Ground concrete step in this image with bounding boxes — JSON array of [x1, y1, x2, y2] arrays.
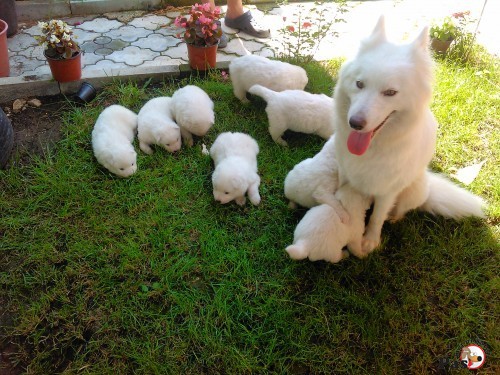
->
[[15, 0, 256, 22]]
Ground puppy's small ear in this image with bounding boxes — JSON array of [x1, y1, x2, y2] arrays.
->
[[359, 15, 386, 52]]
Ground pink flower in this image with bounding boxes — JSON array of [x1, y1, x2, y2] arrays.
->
[[199, 15, 210, 25], [200, 2, 212, 12], [282, 16, 287, 22]]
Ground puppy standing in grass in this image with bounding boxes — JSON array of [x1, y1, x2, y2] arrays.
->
[[248, 84, 335, 146], [137, 97, 181, 154], [92, 104, 138, 178], [171, 85, 214, 147], [209, 132, 261, 206], [286, 185, 371, 263], [229, 55, 308, 103]]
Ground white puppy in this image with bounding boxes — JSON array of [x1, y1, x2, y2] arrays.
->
[[171, 85, 214, 147], [209, 132, 261, 206], [284, 136, 348, 223], [137, 97, 181, 154], [92, 104, 138, 178], [285, 184, 371, 263], [248, 84, 335, 146], [229, 55, 308, 103]]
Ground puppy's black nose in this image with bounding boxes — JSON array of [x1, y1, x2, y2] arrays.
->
[[349, 115, 366, 130]]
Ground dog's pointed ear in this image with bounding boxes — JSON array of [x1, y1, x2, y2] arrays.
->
[[359, 15, 387, 52], [412, 25, 430, 52]]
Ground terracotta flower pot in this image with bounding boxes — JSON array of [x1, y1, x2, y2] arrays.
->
[[430, 38, 453, 54], [45, 50, 82, 82], [0, 19, 9, 77], [186, 43, 218, 71]]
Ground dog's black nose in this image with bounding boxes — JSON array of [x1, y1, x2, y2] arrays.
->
[[349, 115, 366, 130]]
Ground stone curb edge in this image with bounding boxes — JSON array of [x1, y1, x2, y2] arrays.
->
[[0, 61, 230, 102], [15, 0, 272, 22]]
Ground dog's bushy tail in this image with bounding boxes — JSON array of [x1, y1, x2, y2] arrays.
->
[[248, 84, 276, 102], [420, 172, 486, 219]]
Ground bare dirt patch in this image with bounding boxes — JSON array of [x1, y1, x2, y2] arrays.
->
[[1, 95, 69, 167]]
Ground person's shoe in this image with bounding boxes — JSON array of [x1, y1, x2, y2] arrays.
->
[[224, 11, 270, 39], [216, 21, 228, 48], [218, 32, 228, 48]]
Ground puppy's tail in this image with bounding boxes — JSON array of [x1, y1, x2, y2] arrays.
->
[[248, 84, 276, 102], [285, 240, 309, 260], [419, 171, 486, 219]]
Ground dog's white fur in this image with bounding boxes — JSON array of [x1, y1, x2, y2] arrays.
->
[[332, 16, 485, 256], [284, 136, 348, 223], [229, 55, 308, 103], [209, 132, 261, 206], [171, 85, 214, 147], [286, 184, 371, 263], [137, 97, 181, 154], [92, 104, 138, 178], [248, 84, 335, 146]]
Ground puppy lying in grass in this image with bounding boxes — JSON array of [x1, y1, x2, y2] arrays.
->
[[229, 55, 308, 103], [248, 84, 335, 146], [209, 132, 261, 206], [92, 104, 138, 178], [284, 136, 349, 223], [171, 85, 214, 147], [137, 97, 181, 154], [286, 184, 371, 263]]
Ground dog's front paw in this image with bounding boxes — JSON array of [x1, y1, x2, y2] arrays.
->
[[249, 195, 261, 206], [337, 208, 350, 225], [235, 196, 246, 206], [361, 233, 380, 254]]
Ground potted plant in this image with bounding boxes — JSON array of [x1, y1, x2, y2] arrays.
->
[[174, 3, 222, 70], [35, 19, 82, 82], [429, 16, 457, 54]]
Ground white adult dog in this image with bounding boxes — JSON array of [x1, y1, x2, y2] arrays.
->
[[229, 55, 308, 103], [171, 85, 214, 147], [92, 104, 138, 177], [284, 136, 348, 223], [137, 97, 181, 154], [286, 185, 371, 263], [209, 132, 261, 206], [248, 84, 335, 146], [332, 16, 485, 256]]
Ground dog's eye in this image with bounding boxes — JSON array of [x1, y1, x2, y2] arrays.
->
[[356, 80, 364, 89], [383, 89, 398, 96], [166, 144, 170, 146], [224, 191, 230, 195], [120, 168, 125, 171], [131, 163, 134, 166]]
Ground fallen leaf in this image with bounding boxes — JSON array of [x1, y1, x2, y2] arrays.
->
[[451, 160, 486, 185], [201, 144, 209, 156]]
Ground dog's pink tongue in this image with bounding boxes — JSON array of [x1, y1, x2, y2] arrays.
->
[[347, 131, 373, 156]]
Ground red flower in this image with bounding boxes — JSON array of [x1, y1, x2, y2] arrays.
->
[[302, 22, 312, 29], [287, 25, 295, 32]]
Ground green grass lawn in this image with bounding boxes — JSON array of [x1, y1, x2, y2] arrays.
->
[[0, 58, 498, 374]]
